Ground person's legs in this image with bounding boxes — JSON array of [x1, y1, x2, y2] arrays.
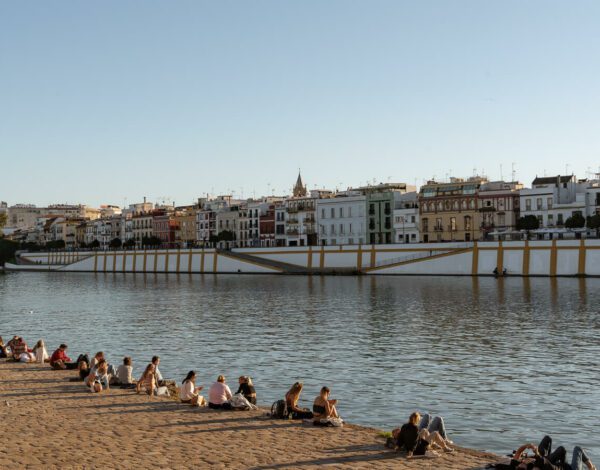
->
[[570, 446, 594, 470], [418, 413, 432, 431], [64, 362, 78, 370], [548, 445, 567, 465], [427, 431, 453, 451], [330, 405, 339, 419], [428, 416, 448, 440], [538, 435, 552, 458]]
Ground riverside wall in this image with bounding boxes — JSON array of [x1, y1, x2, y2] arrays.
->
[[6, 240, 600, 276]]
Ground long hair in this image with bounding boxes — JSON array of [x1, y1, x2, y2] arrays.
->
[[183, 370, 196, 384], [287, 382, 303, 404], [409, 412, 421, 426], [141, 363, 154, 379]]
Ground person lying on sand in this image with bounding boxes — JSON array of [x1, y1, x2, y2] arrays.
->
[[285, 382, 313, 420], [10, 336, 29, 361], [208, 375, 233, 410], [489, 435, 596, 470], [392, 412, 453, 457], [179, 371, 206, 406]]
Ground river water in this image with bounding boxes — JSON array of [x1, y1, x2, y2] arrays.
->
[[1, 272, 598, 456]]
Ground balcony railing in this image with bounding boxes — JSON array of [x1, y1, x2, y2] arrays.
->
[[286, 229, 299, 235]]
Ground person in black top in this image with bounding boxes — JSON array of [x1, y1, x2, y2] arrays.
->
[[394, 412, 453, 457], [236, 376, 256, 405]]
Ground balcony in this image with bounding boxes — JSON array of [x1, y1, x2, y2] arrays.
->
[[434, 226, 443, 232], [287, 207, 298, 213], [447, 225, 457, 232], [286, 229, 299, 235], [304, 214, 315, 222], [287, 217, 299, 224]]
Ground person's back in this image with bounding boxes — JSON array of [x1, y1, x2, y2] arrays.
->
[[209, 381, 231, 405], [396, 422, 426, 455], [116, 364, 133, 384]]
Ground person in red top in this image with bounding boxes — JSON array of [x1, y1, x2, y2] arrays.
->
[[50, 344, 78, 370]]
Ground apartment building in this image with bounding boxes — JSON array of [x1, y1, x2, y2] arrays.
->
[[316, 191, 366, 246]]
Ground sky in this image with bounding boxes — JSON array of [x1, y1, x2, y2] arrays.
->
[[1, 1, 600, 208]]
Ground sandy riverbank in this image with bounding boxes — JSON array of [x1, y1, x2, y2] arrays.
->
[[0, 361, 501, 469]]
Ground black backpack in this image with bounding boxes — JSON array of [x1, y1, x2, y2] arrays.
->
[[270, 400, 288, 419]]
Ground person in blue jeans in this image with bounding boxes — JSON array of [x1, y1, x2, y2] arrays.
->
[[549, 444, 596, 470], [417, 413, 452, 443]]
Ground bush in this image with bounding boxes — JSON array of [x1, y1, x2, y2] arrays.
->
[[0, 239, 19, 265]]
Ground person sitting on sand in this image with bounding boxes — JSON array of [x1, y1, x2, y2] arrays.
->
[[18, 350, 36, 362], [208, 375, 233, 410], [136, 363, 157, 396], [10, 336, 29, 360], [88, 361, 110, 393], [285, 382, 313, 419], [179, 371, 206, 406], [393, 412, 453, 457], [0, 336, 8, 358], [32, 340, 49, 364], [50, 344, 78, 370], [236, 376, 256, 405], [114, 357, 135, 388], [151, 356, 170, 387], [493, 436, 597, 470], [313, 386, 340, 422]]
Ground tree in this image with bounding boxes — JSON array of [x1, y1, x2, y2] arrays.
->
[[46, 240, 65, 250], [587, 214, 600, 238], [142, 236, 162, 248], [217, 230, 235, 242], [516, 215, 540, 239], [208, 234, 219, 245], [123, 239, 136, 249], [0, 212, 7, 232], [565, 212, 585, 229], [89, 239, 100, 249], [109, 237, 122, 249]]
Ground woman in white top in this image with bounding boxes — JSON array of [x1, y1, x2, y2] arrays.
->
[[88, 361, 109, 393], [208, 375, 233, 410], [179, 371, 205, 406], [32, 340, 49, 364]]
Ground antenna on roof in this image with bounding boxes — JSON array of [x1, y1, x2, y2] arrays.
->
[[512, 163, 516, 182], [500, 164, 503, 181]]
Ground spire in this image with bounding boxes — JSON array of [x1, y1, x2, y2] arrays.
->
[[293, 170, 308, 197]]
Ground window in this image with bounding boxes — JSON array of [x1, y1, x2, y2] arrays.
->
[[557, 214, 564, 225], [348, 207, 352, 217], [339, 207, 344, 218], [547, 214, 554, 226], [348, 238, 354, 245], [349, 223, 352, 234], [469, 200, 475, 209], [422, 218, 429, 232], [464, 216, 472, 231], [536, 198, 542, 210], [450, 217, 457, 231], [435, 218, 442, 230], [321, 225, 326, 234], [339, 224, 344, 234], [321, 209, 325, 219], [537, 215, 543, 226], [411, 234, 416, 240], [330, 224, 336, 235], [330, 208, 335, 218], [486, 200, 492, 207], [498, 214, 505, 226], [526, 199, 531, 211], [331, 239, 337, 245], [411, 216, 415, 223]]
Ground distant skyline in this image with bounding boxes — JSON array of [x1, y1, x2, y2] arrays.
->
[[2, 1, 600, 207]]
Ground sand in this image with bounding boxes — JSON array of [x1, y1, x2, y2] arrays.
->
[[0, 361, 502, 469]]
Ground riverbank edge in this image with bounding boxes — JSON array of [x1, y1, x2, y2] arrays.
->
[[0, 360, 503, 469]]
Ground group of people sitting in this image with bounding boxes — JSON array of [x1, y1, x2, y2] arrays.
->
[[3, 335, 596, 465], [178, 372, 257, 410], [283, 381, 343, 426], [0, 336, 49, 363]]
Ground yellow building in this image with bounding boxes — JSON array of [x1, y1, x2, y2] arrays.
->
[[419, 177, 487, 243], [174, 208, 197, 247]]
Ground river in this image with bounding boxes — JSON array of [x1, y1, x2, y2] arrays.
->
[[1, 272, 598, 456]]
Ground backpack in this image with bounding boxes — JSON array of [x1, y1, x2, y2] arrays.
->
[[270, 400, 288, 419]]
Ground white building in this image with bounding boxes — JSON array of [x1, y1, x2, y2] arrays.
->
[[393, 192, 419, 244], [316, 191, 366, 246]]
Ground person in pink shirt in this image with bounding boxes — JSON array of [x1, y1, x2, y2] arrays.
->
[[208, 375, 232, 410]]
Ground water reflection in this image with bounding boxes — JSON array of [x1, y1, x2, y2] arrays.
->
[[0, 272, 599, 456]]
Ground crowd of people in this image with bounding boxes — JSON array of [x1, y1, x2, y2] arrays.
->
[[1, 334, 596, 466]]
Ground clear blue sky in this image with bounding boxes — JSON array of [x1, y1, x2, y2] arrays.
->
[[2, 1, 599, 207]]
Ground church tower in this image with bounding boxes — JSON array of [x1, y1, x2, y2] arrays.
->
[[292, 171, 308, 197]]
